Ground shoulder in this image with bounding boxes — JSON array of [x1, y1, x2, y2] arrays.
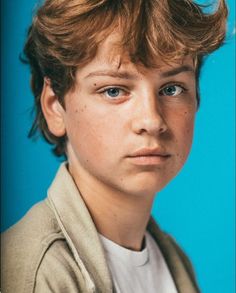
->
[[1, 200, 64, 293], [2, 199, 60, 252]]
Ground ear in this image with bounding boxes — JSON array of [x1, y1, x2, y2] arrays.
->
[[41, 78, 66, 137]]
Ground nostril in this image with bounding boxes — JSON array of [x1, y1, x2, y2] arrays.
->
[[159, 126, 165, 134], [132, 117, 168, 136]]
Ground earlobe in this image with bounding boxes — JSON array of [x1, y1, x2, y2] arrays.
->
[[41, 78, 66, 137]]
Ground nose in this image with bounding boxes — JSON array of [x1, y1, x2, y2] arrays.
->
[[131, 95, 168, 136]]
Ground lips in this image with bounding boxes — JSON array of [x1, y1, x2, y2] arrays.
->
[[129, 147, 170, 157], [127, 147, 171, 165]]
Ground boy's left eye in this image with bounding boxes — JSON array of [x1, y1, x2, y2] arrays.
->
[[159, 85, 185, 96]]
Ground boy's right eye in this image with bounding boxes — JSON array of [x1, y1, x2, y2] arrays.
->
[[102, 87, 126, 99]]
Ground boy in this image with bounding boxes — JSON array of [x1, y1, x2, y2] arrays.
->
[[1, 0, 227, 292]]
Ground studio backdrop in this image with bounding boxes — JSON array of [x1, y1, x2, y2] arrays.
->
[[1, 1, 235, 292]]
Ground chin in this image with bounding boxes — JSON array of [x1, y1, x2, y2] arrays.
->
[[125, 175, 171, 197]]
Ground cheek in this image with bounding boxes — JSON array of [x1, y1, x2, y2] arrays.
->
[[179, 123, 194, 158], [171, 111, 196, 159], [66, 105, 121, 164]]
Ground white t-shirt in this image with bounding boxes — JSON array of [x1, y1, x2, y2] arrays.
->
[[99, 231, 177, 293]]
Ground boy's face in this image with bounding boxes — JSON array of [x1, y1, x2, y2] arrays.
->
[[57, 34, 197, 197]]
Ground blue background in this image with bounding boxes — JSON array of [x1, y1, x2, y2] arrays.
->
[[1, 1, 235, 292]]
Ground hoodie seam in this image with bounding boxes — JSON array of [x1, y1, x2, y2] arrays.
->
[[46, 194, 96, 293]]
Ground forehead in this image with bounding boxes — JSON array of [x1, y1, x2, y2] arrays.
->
[[76, 33, 195, 80]]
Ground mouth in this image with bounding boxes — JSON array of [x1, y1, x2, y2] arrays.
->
[[127, 148, 171, 166]]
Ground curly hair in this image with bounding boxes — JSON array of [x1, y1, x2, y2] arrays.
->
[[23, 0, 228, 157]]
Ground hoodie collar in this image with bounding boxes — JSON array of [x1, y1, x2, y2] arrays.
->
[[147, 218, 199, 293], [47, 162, 113, 293]]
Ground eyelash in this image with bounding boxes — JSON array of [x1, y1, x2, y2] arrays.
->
[[98, 83, 187, 100], [99, 87, 128, 100], [159, 83, 187, 97]]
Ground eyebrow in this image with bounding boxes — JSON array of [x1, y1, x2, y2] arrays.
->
[[160, 65, 195, 78], [85, 65, 195, 80], [85, 70, 137, 80]]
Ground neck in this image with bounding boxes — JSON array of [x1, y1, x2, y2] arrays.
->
[[69, 163, 155, 252]]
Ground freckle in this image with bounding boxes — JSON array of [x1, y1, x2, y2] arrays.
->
[[94, 83, 96, 86], [75, 109, 78, 113]]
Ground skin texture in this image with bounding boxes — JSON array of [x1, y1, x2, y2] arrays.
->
[[41, 33, 197, 251]]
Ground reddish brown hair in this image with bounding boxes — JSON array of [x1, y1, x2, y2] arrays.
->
[[23, 0, 228, 156]]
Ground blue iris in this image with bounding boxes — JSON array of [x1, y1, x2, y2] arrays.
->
[[162, 85, 183, 96], [106, 88, 120, 98]]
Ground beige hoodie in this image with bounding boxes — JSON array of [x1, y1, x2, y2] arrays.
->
[[1, 163, 200, 293]]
